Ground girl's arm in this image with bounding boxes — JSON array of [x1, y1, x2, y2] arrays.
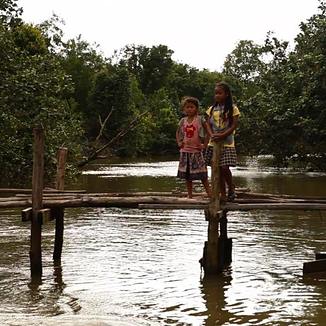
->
[[204, 118, 213, 138], [211, 115, 239, 141], [176, 126, 184, 148], [203, 119, 213, 148]]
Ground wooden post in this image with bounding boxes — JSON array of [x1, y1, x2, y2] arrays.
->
[[315, 252, 326, 260], [55, 147, 68, 191], [303, 259, 326, 274], [22, 207, 33, 222], [219, 210, 228, 239], [303, 252, 326, 275], [219, 210, 232, 266], [53, 147, 67, 262], [202, 141, 222, 274], [30, 126, 44, 279]]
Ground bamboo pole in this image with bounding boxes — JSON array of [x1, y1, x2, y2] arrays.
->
[[30, 126, 44, 279], [53, 147, 67, 262]]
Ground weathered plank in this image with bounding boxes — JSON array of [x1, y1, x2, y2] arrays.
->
[[225, 202, 326, 211], [139, 203, 206, 209], [22, 207, 33, 222], [22, 208, 53, 223], [7, 193, 326, 205], [239, 191, 326, 200], [0, 196, 27, 202], [2, 196, 326, 210], [37, 208, 52, 225], [0, 188, 86, 194], [303, 259, 326, 274], [315, 252, 326, 260], [0, 200, 31, 208]]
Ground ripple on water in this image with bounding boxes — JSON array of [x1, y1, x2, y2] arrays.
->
[[1, 188, 326, 325]]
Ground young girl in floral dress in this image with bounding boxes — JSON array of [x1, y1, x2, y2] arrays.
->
[[176, 96, 211, 198]]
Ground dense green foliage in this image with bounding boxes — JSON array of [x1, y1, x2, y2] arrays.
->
[[223, 0, 326, 169], [0, 0, 325, 185], [0, 3, 83, 184]]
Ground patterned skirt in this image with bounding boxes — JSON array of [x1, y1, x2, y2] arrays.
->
[[177, 151, 208, 181], [204, 146, 237, 167]]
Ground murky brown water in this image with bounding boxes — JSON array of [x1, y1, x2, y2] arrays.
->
[[0, 156, 326, 325]]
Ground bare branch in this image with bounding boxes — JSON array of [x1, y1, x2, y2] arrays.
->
[[78, 111, 149, 168], [95, 108, 114, 142]]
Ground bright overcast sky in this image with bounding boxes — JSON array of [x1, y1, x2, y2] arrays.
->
[[17, 0, 320, 71]]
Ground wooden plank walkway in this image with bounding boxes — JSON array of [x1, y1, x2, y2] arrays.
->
[[1, 190, 326, 211]]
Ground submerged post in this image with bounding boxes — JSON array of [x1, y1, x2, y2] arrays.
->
[[30, 126, 44, 278], [202, 141, 222, 274], [53, 147, 67, 262], [219, 209, 232, 266]]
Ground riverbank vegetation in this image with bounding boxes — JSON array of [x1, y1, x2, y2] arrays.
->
[[0, 0, 325, 184]]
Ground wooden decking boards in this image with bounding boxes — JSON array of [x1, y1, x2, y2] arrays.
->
[[1, 190, 326, 211]]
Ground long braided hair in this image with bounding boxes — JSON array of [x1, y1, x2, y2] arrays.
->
[[215, 81, 234, 125]]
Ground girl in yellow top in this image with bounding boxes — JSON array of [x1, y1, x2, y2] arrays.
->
[[205, 81, 240, 201]]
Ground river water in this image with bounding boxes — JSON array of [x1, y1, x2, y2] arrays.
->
[[0, 156, 326, 325]]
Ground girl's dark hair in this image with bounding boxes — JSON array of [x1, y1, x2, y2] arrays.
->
[[181, 96, 199, 110], [215, 81, 234, 124]]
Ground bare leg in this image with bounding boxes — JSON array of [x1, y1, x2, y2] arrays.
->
[[186, 180, 193, 198], [201, 178, 211, 197], [221, 166, 236, 201], [222, 166, 234, 192]]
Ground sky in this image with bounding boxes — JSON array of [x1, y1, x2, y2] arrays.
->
[[17, 0, 320, 71]]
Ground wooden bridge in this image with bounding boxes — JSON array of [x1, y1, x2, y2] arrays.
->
[[1, 127, 326, 280], [2, 188, 326, 211]]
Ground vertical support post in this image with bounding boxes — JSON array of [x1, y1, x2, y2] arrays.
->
[[219, 209, 232, 266], [202, 141, 222, 274], [53, 147, 67, 263], [219, 210, 228, 239], [30, 126, 44, 279], [55, 147, 68, 191]]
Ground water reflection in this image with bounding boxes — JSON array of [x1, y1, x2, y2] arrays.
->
[[201, 272, 233, 326], [78, 156, 326, 197], [27, 264, 81, 316], [1, 157, 326, 325]]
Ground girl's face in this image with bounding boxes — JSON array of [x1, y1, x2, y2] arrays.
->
[[214, 86, 228, 104], [183, 103, 198, 117]]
